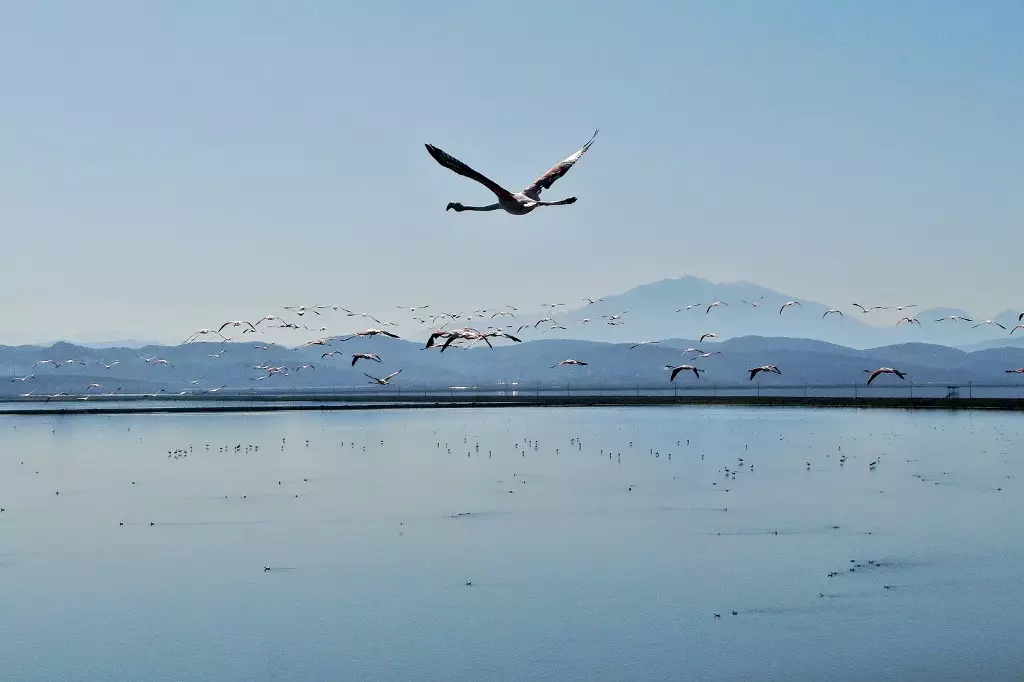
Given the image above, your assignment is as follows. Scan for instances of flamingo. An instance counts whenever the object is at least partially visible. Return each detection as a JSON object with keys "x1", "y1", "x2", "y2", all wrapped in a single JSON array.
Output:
[
  {"x1": 254, "y1": 315, "x2": 285, "y2": 326},
  {"x1": 936, "y1": 315, "x2": 972, "y2": 323},
  {"x1": 217, "y1": 320, "x2": 256, "y2": 334},
  {"x1": 675, "y1": 304, "x2": 703, "y2": 312},
  {"x1": 1011, "y1": 325, "x2": 1024, "y2": 335},
  {"x1": 183, "y1": 329, "x2": 228, "y2": 343},
  {"x1": 864, "y1": 367, "x2": 906, "y2": 385},
  {"x1": 397, "y1": 304, "x2": 430, "y2": 313},
  {"x1": 366, "y1": 370, "x2": 402, "y2": 385},
  {"x1": 1005, "y1": 368, "x2": 1024, "y2": 374},
  {"x1": 551, "y1": 359, "x2": 588, "y2": 368},
  {"x1": 425, "y1": 130, "x2": 598, "y2": 214},
  {"x1": 283, "y1": 305, "x2": 325, "y2": 316},
  {"x1": 748, "y1": 365, "x2": 781, "y2": 380},
  {"x1": 294, "y1": 364, "x2": 316, "y2": 371},
  {"x1": 691, "y1": 352, "x2": 722, "y2": 360},
  {"x1": 351, "y1": 353, "x2": 382, "y2": 366},
  {"x1": 822, "y1": 309, "x2": 844, "y2": 318},
  {"x1": 742, "y1": 296, "x2": 764, "y2": 308},
  {"x1": 973, "y1": 320, "x2": 1007, "y2": 330},
  {"x1": 706, "y1": 301, "x2": 728, "y2": 314},
  {"x1": 98, "y1": 361, "x2": 120, "y2": 369},
  {"x1": 11, "y1": 375, "x2": 34, "y2": 382},
  {"x1": 853, "y1": 303, "x2": 884, "y2": 314},
  {"x1": 779, "y1": 301, "x2": 802, "y2": 315},
  {"x1": 628, "y1": 341, "x2": 660, "y2": 350},
  {"x1": 583, "y1": 297, "x2": 603, "y2": 305},
  {"x1": 340, "y1": 328, "x2": 401, "y2": 341},
  {"x1": 665, "y1": 364, "x2": 702, "y2": 381},
  {"x1": 699, "y1": 333, "x2": 719, "y2": 343},
  {"x1": 897, "y1": 317, "x2": 922, "y2": 326}
]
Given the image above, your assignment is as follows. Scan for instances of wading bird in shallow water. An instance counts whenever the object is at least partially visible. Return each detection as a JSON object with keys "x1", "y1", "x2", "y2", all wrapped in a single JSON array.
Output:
[
  {"x1": 425, "y1": 130, "x2": 598, "y2": 214},
  {"x1": 748, "y1": 365, "x2": 781, "y2": 380},
  {"x1": 779, "y1": 300, "x2": 802, "y2": 315},
  {"x1": 865, "y1": 367, "x2": 906, "y2": 384},
  {"x1": 552, "y1": 359, "x2": 588, "y2": 368},
  {"x1": 351, "y1": 353, "x2": 382, "y2": 366},
  {"x1": 665, "y1": 364, "x2": 702, "y2": 381},
  {"x1": 365, "y1": 370, "x2": 402, "y2": 385}
]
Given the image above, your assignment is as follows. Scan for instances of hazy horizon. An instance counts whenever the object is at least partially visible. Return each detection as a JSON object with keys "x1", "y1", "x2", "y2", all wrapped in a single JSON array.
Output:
[{"x1": 3, "y1": 2, "x2": 1020, "y2": 344}]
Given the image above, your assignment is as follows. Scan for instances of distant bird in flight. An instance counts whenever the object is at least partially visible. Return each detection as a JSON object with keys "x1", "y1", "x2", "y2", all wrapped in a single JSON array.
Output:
[
  {"x1": 1011, "y1": 325, "x2": 1024, "y2": 335},
  {"x1": 897, "y1": 317, "x2": 921, "y2": 326},
  {"x1": 365, "y1": 370, "x2": 402, "y2": 385},
  {"x1": 1005, "y1": 368, "x2": 1024, "y2": 374},
  {"x1": 706, "y1": 301, "x2": 728, "y2": 314},
  {"x1": 11, "y1": 375, "x2": 34, "y2": 382},
  {"x1": 665, "y1": 364, "x2": 702, "y2": 381},
  {"x1": 742, "y1": 296, "x2": 764, "y2": 308},
  {"x1": 853, "y1": 303, "x2": 883, "y2": 314},
  {"x1": 397, "y1": 304, "x2": 430, "y2": 313},
  {"x1": 425, "y1": 129, "x2": 598, "y2": 214},
  {"x1": 284, "y1": 305, "x2": 324, "y2": 316},
  {"x1": 183, "y1": 329, "x2": 228, "y2": 344},
  {"x1": 552, "y1": 359, "x2": 588, "y2": 368},
  {"x1": 98, "y1": 361, "x2": 120, "y2": 369},
  {"x1": 864, "y1": 367, "x2": 906, "y2": 385},
  {"x1": 583, "y1": 297, "x2": 603, "y2": 305},
  {"x1": 341, "y1": 328, "x2": 401, "y2": 341},
  {"x1": 779, "y1": 301, "x2": 802, "y2": 315},
  {"x1": 973, "y1": 320, "x2": 1007, "y2": 330},
  {"x1": 628, "y1": 341, "x2": 660, "y2": 350},
  {"x1": 936, "y1": 315, "x2": 972, "y2": 323},
  {"x1": 890, "y1": 305, "x2": 917, "y2": 312},
  {"x1": 822, "y1": 309, "x2": 844, "y2": 318},
  {"x1": 748, "y1": 365, "x2": 781, "y2": 381},
  {"x1": 699, "y1": 333, "x2": 719, "y2": 343},
  {"x1": 351, "y1": 353, "x2": 383, "y2": 366},
  {"x1": 691, "y1": 352, "x2": 722, "y2": 360},
  {"x1": 217, "y1": 320, "x2": 256, "y2": 334},
  {"x1": 676, "y1": 304, "x2": 702, "y2": 312}
]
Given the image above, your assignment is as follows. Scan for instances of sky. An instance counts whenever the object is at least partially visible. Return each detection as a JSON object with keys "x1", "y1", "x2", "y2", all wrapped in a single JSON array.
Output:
[{"x1": 1, "y1": 1, "x2": 1021, "y2": 344}]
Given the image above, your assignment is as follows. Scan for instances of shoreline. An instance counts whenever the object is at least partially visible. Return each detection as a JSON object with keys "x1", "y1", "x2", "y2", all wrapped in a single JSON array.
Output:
[{"x1": 2, "y1": 394, "x2": 1023, "y2": 416}]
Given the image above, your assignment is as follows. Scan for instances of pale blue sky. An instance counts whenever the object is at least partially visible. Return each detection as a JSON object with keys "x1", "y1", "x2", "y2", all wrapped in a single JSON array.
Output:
[{"x1": 2, "y1": 1, "x2": 1021, "y2": 344}]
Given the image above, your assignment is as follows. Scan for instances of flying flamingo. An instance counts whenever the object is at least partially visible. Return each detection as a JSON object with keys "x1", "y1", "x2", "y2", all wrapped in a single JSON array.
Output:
[
  {"x1": 973, "y1": 320, "x2": 1007, "y2": 330},
  {"x1": 779, "y1": 301, "x2": 802, "y2": 315},
  {"x1": 897, "y1": 317, "x2": 922, "y2": 326},
  {"x1": 822, "y1": 309, "x2": 844, "y2": 318},
  {"x1": 552, "y1": 359, "x2": 588, "y2": 368},
  {"x1": 366, "y1": 370, "x2": 402, "y2": 385},
  {"x1": 1011, "y1": 325, "x2": 1024, "y2": 335},
  {"x1": 351, "y1": 353, "x2": 383, "y2": 366},
  {"x1": 425, "y1": 130, "x2": 598, "y2": 214},
  {"x1": 665, "y1": 364, "x2": 702, "y2": 381},
  {"x1": 699, "y1": 333, "x2": 719, "y2": 343},
  {"x1": 748, "y1": 365, "x2": 782, "y2": 380},
  {"x1": 865, "y1": 367, "x2": 906, "y2": 384},
  {"x1": 706, "y1": 301, "x2": 728, "y2": 314}
]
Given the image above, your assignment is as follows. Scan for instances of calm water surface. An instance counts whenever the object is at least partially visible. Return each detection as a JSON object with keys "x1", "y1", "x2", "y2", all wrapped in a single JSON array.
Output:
[{"x1": 1, "y1": 407, "x2": 1022, "y2": 680}]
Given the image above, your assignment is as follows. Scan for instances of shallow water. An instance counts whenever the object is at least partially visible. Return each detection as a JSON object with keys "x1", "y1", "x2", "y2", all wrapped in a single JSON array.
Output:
[{"x1": 1, "y1": 406, "x2": 1022, "y2": 680}]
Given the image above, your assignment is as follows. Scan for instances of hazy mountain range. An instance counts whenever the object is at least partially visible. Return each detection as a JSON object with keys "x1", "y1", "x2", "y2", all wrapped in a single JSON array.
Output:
[
  {"x1": 2, "y1": 276, "x2": 1021, "y2": 396},
  {"x1": 3, "y1": 335, "x2": 1024, "y2": 397},
  {"x1": 8, "y1": 275, "x2": 1019, "y2": 351}
]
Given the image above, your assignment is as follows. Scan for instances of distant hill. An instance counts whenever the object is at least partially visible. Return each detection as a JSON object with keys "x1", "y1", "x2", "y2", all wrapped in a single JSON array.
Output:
[
  {"x1": 510, "y1": 276, "x2": 1020, "y2": 350},
  {"x1": 3, "y1": 335, "x2": 1024, "y2": 397}
]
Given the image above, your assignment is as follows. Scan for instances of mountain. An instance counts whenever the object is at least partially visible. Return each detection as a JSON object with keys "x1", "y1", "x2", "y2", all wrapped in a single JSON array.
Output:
[
  {"x1": 3, "y1": 336, "x2": 1024, "y2": 397},
  {"x1": 522, "y1": 277, "x2": 1020, "y2": 350}
]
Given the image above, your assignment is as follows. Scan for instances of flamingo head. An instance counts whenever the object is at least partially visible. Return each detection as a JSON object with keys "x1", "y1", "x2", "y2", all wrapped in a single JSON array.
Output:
[{"x1": 446, "y1": 202, "x2": 464, "y2": 212}]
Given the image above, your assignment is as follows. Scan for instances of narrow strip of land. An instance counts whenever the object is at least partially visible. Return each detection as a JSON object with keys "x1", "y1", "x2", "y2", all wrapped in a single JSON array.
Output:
[{"x1": 2, "y1": 394, "x2": 1023, "y2": 416}]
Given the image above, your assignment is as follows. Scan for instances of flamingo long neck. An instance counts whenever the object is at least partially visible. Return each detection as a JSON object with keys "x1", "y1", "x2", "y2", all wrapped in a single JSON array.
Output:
[
  {"x1": 538, "y1": 198, "x2": 576, "y2": 206},
  {"x1": 461, "y1": 203, "x2": 501, "y2": 211}
]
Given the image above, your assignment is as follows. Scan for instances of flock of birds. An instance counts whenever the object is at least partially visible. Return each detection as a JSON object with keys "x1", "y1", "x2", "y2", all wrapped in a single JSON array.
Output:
[{"x1": 10, "y1": 131, "x2": 1024, "y2": 398}]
